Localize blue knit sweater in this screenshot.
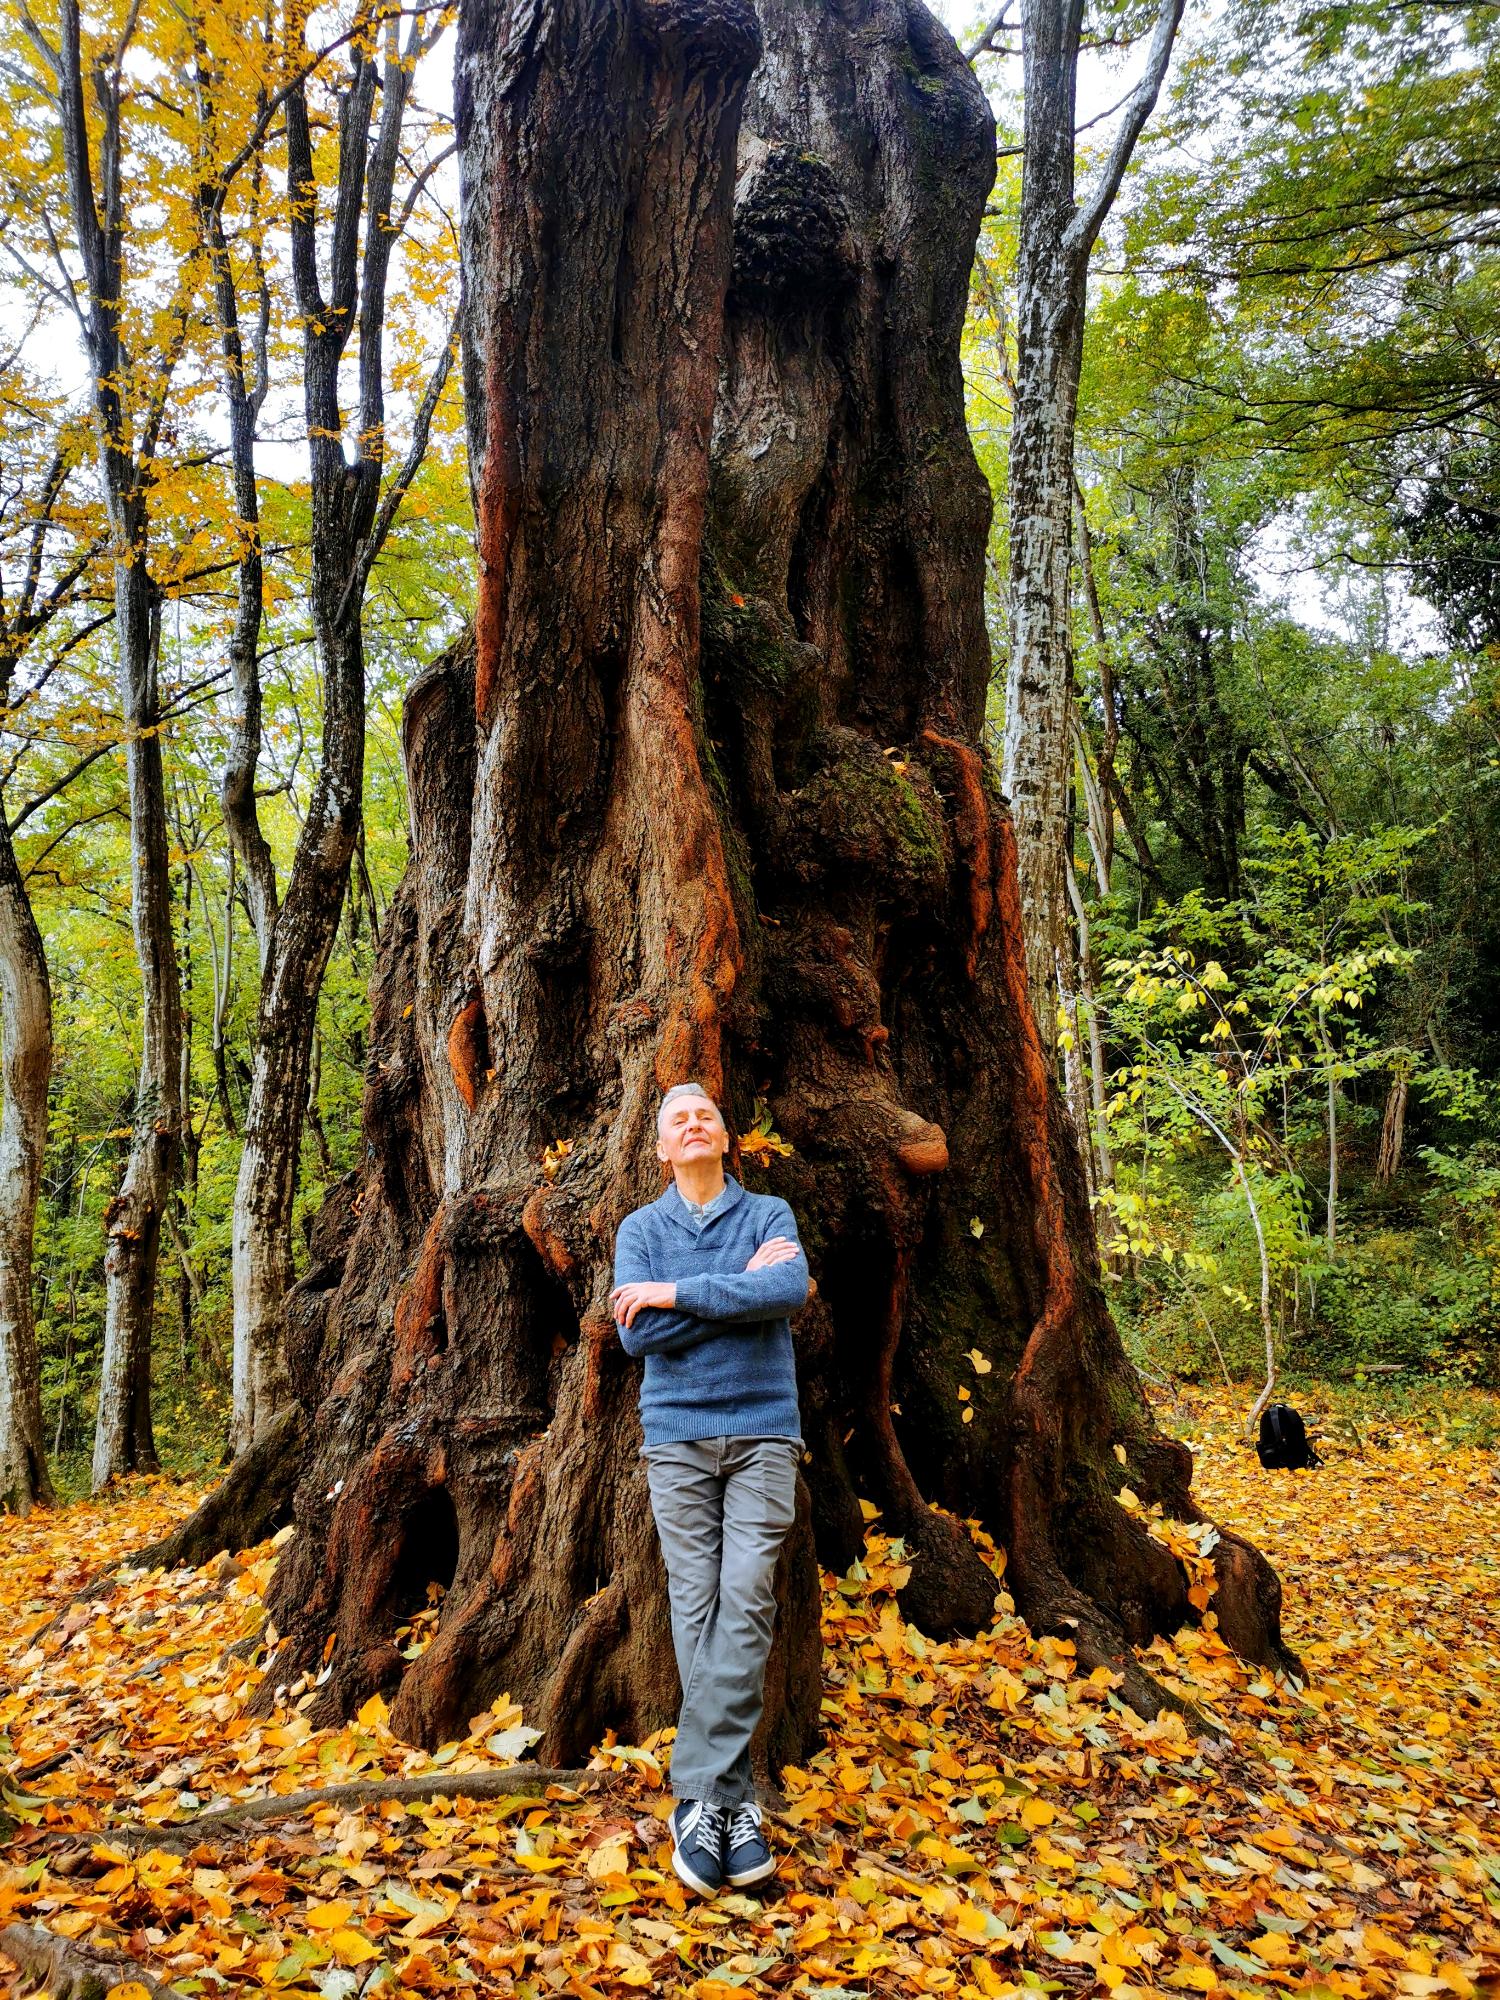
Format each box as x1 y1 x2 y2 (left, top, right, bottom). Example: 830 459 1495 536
612 1176 807 1446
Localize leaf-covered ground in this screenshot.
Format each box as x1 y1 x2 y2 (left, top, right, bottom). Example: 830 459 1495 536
2 1386 1498 2000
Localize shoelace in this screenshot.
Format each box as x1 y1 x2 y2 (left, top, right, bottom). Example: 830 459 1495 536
726 1802 762 1850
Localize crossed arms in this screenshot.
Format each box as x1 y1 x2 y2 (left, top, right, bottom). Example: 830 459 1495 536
611 1202 810 1357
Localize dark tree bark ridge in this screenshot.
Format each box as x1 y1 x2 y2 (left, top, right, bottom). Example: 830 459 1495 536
258 0 1295 1781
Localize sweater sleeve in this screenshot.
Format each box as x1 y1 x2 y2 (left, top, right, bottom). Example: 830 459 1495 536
612 1213 715 1357
673 1198 810 1323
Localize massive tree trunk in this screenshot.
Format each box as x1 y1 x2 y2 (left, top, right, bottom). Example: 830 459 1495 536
260 0 1294 1772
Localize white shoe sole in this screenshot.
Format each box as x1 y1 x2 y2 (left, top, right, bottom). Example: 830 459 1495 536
671 1845 722 1896
725 1853 776 1888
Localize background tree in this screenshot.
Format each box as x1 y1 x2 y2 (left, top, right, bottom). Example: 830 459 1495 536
998 0 1185 1041
0 383 101 1512
18 0 202 1489
179 0 460 1451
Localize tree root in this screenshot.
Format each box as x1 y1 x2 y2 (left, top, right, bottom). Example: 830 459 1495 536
0 1920 181 1998
1069 1629 1228 1743
50 1763 611 1855
133 1408 304 1572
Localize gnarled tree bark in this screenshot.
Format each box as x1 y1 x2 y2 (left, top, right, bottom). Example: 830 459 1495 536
256 0 1295 1780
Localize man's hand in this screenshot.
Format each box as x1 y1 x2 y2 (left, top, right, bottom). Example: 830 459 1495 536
611 1280 678 1329
746 1235 800 1272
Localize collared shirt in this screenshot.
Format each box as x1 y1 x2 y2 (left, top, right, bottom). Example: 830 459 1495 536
680 1184 728 1231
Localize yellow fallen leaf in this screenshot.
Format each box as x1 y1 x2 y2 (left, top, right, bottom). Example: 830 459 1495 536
1248 1930 1293 1966
330 1928 383 1966
586 1836 631 1879
305 1899 356 1931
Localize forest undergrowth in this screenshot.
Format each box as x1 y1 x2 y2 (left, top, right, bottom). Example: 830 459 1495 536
1 1385 1497 2000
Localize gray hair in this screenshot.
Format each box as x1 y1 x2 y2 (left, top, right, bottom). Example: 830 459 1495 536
657 1081 719 1130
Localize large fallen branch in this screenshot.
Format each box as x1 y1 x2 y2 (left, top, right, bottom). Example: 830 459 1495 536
0 1920 181 1998
55 1762 614 1854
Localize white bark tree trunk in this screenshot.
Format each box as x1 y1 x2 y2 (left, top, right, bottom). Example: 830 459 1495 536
0 815 55 1512
999 0 1183 1039
93 581 181 1488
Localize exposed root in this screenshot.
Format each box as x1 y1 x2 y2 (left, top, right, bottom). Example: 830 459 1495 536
0 1921 179 1998
1211 1526 1304 1678
136 1408 304 1573
46 1765 608 1855
1068 1627 1227 1743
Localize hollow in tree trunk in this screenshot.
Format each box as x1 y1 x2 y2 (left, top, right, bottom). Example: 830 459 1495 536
258 0 1296 1773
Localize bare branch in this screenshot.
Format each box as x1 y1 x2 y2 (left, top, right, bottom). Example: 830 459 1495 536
1064 0 1185 264
346 309 457 615
964 7 1015 60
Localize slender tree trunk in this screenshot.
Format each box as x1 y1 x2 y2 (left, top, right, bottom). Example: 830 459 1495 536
231 611 363 1445
1002 107 1085 1041
1319 1006 1338 1251
1066 858 1116 1254
94 580 178 1487
1073 481 1118 888
35 0 185 1490
1001 0 1183 1038
1056 946 1095 1190
233 0 1296 1766
228 20 451 1450
306 1032 335 1179
0 812 55 1511
1375 1065 1408 1182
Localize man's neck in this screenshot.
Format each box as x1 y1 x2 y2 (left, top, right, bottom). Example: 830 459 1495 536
673 1160 728 1208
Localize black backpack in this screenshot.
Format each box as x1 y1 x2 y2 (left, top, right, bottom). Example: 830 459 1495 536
1257 1401 1322 1470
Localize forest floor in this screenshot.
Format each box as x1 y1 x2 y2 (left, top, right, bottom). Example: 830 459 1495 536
1 1384 1498 2000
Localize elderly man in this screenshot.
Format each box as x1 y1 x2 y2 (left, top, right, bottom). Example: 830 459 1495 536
611 1082 809 1897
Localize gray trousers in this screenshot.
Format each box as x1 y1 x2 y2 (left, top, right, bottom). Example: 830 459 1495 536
642 1434 801 1808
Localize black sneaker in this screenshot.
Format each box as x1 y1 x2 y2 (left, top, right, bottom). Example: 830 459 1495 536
670 1798 728 1895
722 1799 776 1888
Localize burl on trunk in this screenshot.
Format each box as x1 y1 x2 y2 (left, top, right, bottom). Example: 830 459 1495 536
258 0 1297 1775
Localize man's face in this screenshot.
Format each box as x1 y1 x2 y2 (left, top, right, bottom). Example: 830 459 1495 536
656 1092 729 1170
